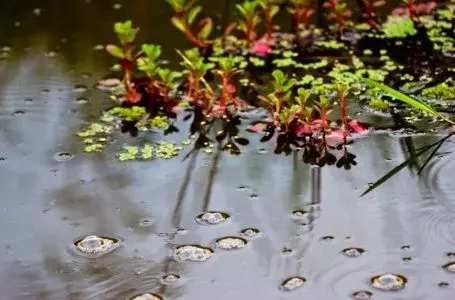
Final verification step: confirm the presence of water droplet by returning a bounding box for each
[0,157,6,162]
[175,245,213,262]
[257,148,268,154]
[73,235,120,258]
[195,211,230,226]
[45,51,58,58]
[447,252,455,257]
[438,282,450,288]
[73,85,88,93]
[401,245,411,250]
[282,248,293,255]
[237,185,249,191]
[352,290,373,299]
[76,97,89,104]
[215,237,247,250]
[138,218,153,228]
[370,273,407,291]
[291,210,308,220]
[94,44,104,51]
[12,110,25,116]
[33,8,42,16]
[321,236,335,242]
[402,257,412,262]
[443,262,455,273]
[342,248,365,257]
[41,89,50,95]
[240,228,260,239]
[162,274,180,285]
[53,152,73,162]
[130,293,162,300]
[280,277,306,291]
[113,3,122,9]
[249,193,259,200]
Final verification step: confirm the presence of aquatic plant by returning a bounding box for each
[237,0,261,47]
[361,0,386,30]
[257,0,282,38]
[382,15,417,38]
[323,0,352,28]
[392,0,437,19]
[288,0,314,34]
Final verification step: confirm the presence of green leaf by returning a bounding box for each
[270,5,280,17]
[114,21,139,45]
[197,18,213,40]
[363,78,455,124]
[171,16,186,32]
[105,44,124,59]
[188,6,202,25]
[142,44,162,60]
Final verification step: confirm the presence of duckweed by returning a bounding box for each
[383,16,416,38]
[109,106,146,121]
[422,82,455,100]
[369,98,390,111]
[315,40,345,49]
[156,141,183,159]
[84,143,104,152]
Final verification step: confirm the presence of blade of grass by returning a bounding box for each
[362,78,455,125]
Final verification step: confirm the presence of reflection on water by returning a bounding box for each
[1,0,455,299]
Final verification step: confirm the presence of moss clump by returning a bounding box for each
[156,141,183,159]
[383,16,417,38]
[369,98,390,111]
[315,40,345,49]
[109,106,147,121]
[84,144,104,153]
[422,82,455,99]
[77,123,113,137]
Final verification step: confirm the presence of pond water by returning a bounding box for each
[1,0,455,299]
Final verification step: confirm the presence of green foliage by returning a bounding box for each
[237,1,261,35]
[137,44,162,78]
[273,58,296,67]
[157,69,182,88]
[179,48,215,78]
[369,98,389,111]
[249,56,266,67]
[114,21,139,46]
[166,0,192,12]
[422,82,455,100]
[315,40,345,49]
[363,78,455,124]
[156,141,184,159]
[109,106,147,121]
[383,16,416,38]
[272,70,297,97]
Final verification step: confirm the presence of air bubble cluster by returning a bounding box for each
[280,277,306,291]
[195,211,230,226]
[175,245,213,262]
[215,237,247,250]
[73,235,120,257]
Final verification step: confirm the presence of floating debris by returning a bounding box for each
[240,228,261,239]
[215,237,247,250]
[370,273,407,291]
[130,293,162,300]
[443,262,455,273]
[174,245,213,262]
[280,277,306,291]
[53,152,73,162]
[342,247,365,257]
[352,290,373,299]
[73,235,120,258]
[195,211,230,226]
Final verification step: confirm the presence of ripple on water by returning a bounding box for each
[215,237,247,250]
[370,273,407,291]
[195,211,230,226]
[73,235,120,258]
[352,290,373,299]
[130,293,163,300]
[161,274,180,285]
[53,152,73,162]
[291,210,309,220]
[12,110,25,116]
[73,85,88,93]
[240,228,261,239]
[280,277,306,291]
[342,248,365,257]
[174,245,213,262]
[75,97,89,104]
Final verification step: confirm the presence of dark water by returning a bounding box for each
[1,1,455,299]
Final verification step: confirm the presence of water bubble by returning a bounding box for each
[282,248,293,255]
[257,148,269,154]
[53,152,73,162]
[12,110,25,116]
[113,3,122,9]
[447,252,455,257]
[45,51,58,58]
[352,290,373,299]
[175,245,213,262]
[162,274,180,285]
[321,236,335,242]
[370,273,407,291]
[24,98,33,102]
[402,257,412,262]
[130,293,162,300]
[443,262,455,273]
[41,89,50,95]
[33,8,42,16]
[438,282,450,288]
[240,228,261,239]
[75,97,89,104]
[94,44,104,51]
[236,185,249,191]
[280,277,306,291]
[73,235,120,258]
[0,157,6,162]
[138,218,153,228]
[195,211,230,226]
[249,193,259,200]
[215,237,247,250]
[342,248,365,257]
[401,245,411,250]
[73,85,88,93]
[291,210,308,220]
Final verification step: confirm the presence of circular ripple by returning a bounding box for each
[240,228,261,239]
[161,274,180,285]
[280,277,306,291]
[215,237,247,250]
[174,245,213,262]
[370,273,407,291]
[53,152,73,162]
[73,235,120,258]
[291,210,309,220]
[443,262,455,273]
[195,211,230,226]
[130,293,162,300]
[342,248,365,257]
